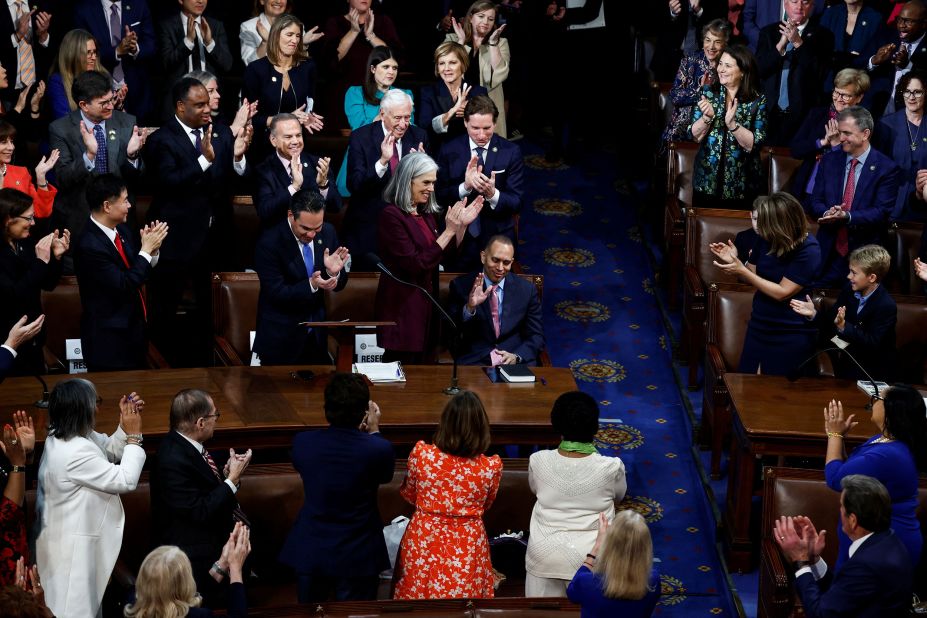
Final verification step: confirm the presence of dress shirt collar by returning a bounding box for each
[906,32,926,54]
[846,145,871,168]
[175,115,205,141]
[80,110,106,132]
[381,124,400,151]
[848,532,874,559]
[175,429,205,455]
[180,12,202,28]
[103,0,121,12]
[482,273,505,291]
[469,137,492,153]
[89,214,117,242]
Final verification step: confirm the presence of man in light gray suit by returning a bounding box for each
[49,71,147,267]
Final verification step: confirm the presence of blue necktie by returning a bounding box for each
[778,42,793,112]
[302,241,314,278]
[192,128,202,154]
[93,124,108,173]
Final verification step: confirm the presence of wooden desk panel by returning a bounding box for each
[0,366,576,450]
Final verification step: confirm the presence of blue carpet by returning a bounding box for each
[514,141,738,616]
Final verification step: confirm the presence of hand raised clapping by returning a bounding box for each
[323,246,350,276]
[914,257,927,282]
[824,398,856,437]
[467,273,492,311]
[789,294,817,319]
[710,239,746,275]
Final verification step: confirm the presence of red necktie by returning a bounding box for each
[389,141,400,172]
[489,284,500,338]
[202,449,251,527]
[114,233,147,320]
[836,158,859,257]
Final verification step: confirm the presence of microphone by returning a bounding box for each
[34,374,49,408]
[786,345,882,408]
[368,253,462,395]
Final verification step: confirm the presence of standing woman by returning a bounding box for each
[419,42,488,152]
[0,189,68,376]
[35,379,146,618]
[375,153,482,363]
[0,121,58,219]
[821,385,926,570]
[446,1,510,138]
[240,0,323,67]
[394,391,503,599]
[690,44,767,210]
[878,71,927,221]
[48,30,117,120]
[819,0,882,76]
[242,14,323,161]
[661,19,731,149]
[710,192,821,375]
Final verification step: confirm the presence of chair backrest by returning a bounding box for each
[40,276,82,370]
[705,282,755,371]
[211,272,260,363]
[767,147,802,194]
[667,141,699,206]
[894,222,924,295]
[325,271,380,322]
[685,208,752,288]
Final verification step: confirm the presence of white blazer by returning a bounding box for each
[35,427,146,618]
[240,14,272,66]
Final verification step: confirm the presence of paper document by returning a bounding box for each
[353,361,406,383]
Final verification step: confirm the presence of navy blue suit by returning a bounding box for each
[242,58,318,161]
[790,106,837,200]
[73,221,151,371]
[345,121,429,271]
[819,4,883,76]
[743,0,825,50]
[876,110,927,221]
[448,272,544,366]
[253,152,340,231]
[436,133,525,270]
[0,346,12,384]
[72,0,156,123]
[867,33,927,116]
[418,81,487,151]
[253,219,348,365]
[809,147,899,285]
[794,530,912,618]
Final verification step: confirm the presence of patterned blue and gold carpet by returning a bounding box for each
[514,143,737,616]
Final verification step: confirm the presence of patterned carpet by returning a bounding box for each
[514,142,738,616]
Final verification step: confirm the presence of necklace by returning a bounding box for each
[907,115,923,151]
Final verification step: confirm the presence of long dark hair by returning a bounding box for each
[714,44,760,103]
[363,46,398,106]
[48,378,98,440]
[882,384,927,471]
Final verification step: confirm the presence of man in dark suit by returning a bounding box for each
[743,0,825,50]
[437,95,524,271]
[756,0,834,146]
[253,189,349,366]
[0,1,52,101]
[0,314,43,384]
[279,373,394,602]
[254,113,340,231]
[49,70,146,251]
[153,388,252,606]
[810,106,899,287]
[651,0,727,81]
[345,89,428,271]
[790,244,896,381]
[72,0,157,124]
[867,0,927,115]
[73,174,168,372]
[158,0,233,121]
[448,235,543,366]
[774,474,912,617]
[143,77,250,365]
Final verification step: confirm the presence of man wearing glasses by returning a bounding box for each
[153,388,252,607]
[48,70,147,269]
[868,0,927,115]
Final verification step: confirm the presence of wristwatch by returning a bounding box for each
[730,122,741,133]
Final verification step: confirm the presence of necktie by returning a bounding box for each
[93,124,109,173]
[110,3,125,84]
[389,141,400,172]
[191,128,202,154]
[301,241,314,278]
[475,146,486,168]
[489,284,500,338]
[14,1,34,88]
[778,42,793,112]
[836,158,859,257]
[202,449,250,527]
[114,233,148,320]
[190,17,205,71]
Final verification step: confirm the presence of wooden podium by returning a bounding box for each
[302,320,396,372]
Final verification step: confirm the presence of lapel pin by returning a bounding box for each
[492,146,497,153]
[108,129,117,141]
[213,132,218,138]
[303,161,309,167]
[271,76,277,83]
[862,20,866,26]
[316,238,322,245]
[14,180,19,186]
[870,165,876,171]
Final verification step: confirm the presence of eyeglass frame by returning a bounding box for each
[199,410,221,421]
[902,88,926,99]
[831,89,859,102]
[13,214,35,223]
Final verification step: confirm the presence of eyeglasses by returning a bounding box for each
[832,90,858,101]
[200,410,221,421]
[866,392,884,410]
[896,16,925,26]
[903,89,926,98]
[13,214,35,223]
[95,96,115,108]
[86,49,98,56]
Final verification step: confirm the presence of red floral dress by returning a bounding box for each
[0,496,28,586]
[393,441,503,599]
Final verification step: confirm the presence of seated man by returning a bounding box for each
[253,189,349,365]
[790,244,896,381]
[448,235,544,366]
[437,95,524,271]
[774,474,912,617]
[809,106,899,287]
[254,113,340,231]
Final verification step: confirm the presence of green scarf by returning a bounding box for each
[558,440,598,454]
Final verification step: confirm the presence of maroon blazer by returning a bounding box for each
[375,205,454,352]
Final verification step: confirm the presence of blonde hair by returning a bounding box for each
[849,244,891,280]
[51,29,111,112]
[123,546,201,618]
[753,192,807,257]
[834,68,870,95]
[433,41,470,76]
[594,510,654,600]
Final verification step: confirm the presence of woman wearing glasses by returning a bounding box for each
[878,71,927,221]
[822,385,926,570]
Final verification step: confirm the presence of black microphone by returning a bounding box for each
[368,253,462,395]
[786,345,882,408]
[34,374,49,408]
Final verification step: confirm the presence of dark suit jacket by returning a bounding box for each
[0,3,53,100]
[73,221,150,371]
[253,151,340,230]
[794,529,912,618]
[253,219,348,365]
[279,427,394,576]
[418,81,488,152]
[651,0,726,81]
[743,0,825,50]
[875,109,927,221]
[345,121,429,270]
[789,105,835,199]
[867,33,927,115]
[72,0,156,122]
[448,272,544,366]
[143,118,242,262]
[48,110,143,240]
[0,346,12,384]
[810,147,899,264]
[152,430,238,568]
[819,3,883,73]
[436,133,524,269]
[817,282,896,381]
[241,57,318,157]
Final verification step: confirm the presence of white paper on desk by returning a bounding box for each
[830,335,849,350]
[353,361,406,382]
[566,0,605,30]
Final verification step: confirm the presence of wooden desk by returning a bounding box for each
[0,366,576,451]
[721,373,874,572]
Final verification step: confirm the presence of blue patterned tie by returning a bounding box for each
[93,124,108,173]
[469,146,485,238]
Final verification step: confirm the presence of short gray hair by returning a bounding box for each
[183,70,217,87]
[382,152,440,214]
[837,105,873,133]
[380,89,413,114]
[270,113,300,135]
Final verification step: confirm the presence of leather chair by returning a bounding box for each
[664,141,699,308]
[211,272,260,366]
[766,147,802,194]
[682,208,751,389]
[758,467,927,618]
[889,221,924,295]
[232,195,261,271]
[702,282,755,478]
